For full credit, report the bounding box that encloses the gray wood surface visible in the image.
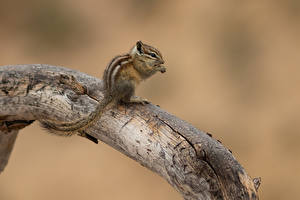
[0,64,260,200]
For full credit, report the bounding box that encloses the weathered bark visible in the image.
[0,64,260,200]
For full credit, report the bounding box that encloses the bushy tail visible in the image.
[40,96,113,134]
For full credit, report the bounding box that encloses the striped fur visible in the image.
[141,43,163,61]
[104,54,132,92]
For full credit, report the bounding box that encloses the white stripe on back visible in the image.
[110,64,121,89]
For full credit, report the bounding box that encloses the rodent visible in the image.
[41,41,166,143]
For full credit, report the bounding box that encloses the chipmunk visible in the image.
[42,41,166,143]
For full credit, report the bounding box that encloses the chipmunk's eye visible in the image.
[149,52,157,58]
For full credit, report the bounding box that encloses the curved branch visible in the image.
[0,64,260,200]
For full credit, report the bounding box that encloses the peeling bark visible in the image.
[0,64,260,200]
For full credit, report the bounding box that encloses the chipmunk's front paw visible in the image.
[129,96,150,105]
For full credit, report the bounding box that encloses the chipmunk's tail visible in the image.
[40,96,113,139]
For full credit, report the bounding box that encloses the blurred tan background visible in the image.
[0,0,299,199]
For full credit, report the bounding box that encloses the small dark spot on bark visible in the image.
[110,111,116,117]
[159,150,165,159]
[147,149,152,152]
[207,132,212,137]
[59,74,70,82]
[172,154,176,165]
[136,150,142,157]
[174,141,183,150]
[183,164,187,172]
[1,89,8,95]
[136,140,140,144]
[179,147,186,152]
[147,139,152,143]
[148,130,154,136]
[26,77,34,96]
[140,129,143,132]
[58,90,64,95]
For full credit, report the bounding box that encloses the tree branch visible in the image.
[0,64,260,200]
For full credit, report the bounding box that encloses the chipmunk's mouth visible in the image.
[158,65,166,73]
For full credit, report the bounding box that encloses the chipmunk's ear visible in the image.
[136,41,144,54]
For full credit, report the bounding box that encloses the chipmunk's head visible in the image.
[130,41,166,78]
